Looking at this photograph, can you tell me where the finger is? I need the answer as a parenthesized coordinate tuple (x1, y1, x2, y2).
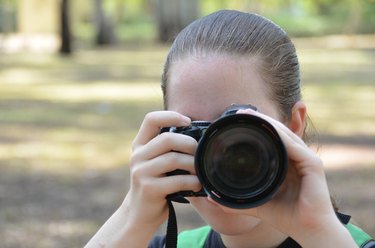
(237, 109, 322, 174)
(132, 111, 191, 149)
(145, 174, 201, 198)
(135, 152, 196, 177)
(132, 132, 197, 163)
(236, 108, 305, 155)
(159, 174, 202, 195)
(237, 109, 306, 147)
(273, 126, 323, 172)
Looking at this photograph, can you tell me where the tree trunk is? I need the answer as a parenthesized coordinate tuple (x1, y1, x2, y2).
(59, 0, 72, 55)
(343, 0, 362, 34)
(155, 0, 198, 43)
(93, 0, 116, 46)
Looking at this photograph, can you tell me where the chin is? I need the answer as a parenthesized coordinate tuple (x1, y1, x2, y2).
(188, 197, 262, 235)
(209, 214, 261, 236)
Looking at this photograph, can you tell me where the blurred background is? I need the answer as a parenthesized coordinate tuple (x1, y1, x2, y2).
(0, 0, 374, 247)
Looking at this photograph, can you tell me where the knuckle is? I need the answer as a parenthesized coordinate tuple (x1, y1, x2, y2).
(131, 140, 138, 151)
(159, 132, 174, 147)
(165, 152, 179, 166)
(140, 179, 156, 195)
(130, 164, 145, 185)
(176, 176, 192, 189)
(144, 111, 157, 123)
(130, 149, 142, 166)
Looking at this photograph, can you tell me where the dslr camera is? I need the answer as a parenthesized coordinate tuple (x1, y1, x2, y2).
(161, 104, 287, 209)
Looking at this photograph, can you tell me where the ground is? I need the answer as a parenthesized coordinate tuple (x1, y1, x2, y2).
(0, 37, 374, 247)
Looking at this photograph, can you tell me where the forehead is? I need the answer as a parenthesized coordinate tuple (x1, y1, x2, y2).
(167, 54, 277, 121)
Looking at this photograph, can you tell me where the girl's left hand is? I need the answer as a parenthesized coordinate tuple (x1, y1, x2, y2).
(214, 108, 354, 246)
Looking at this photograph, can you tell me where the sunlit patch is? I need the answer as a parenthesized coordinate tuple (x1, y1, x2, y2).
(0, 48, 374, 173)
(316, 144, 375, 170)
(0, 81, 163, 103)
(298, 48, 374, 65)
(29, 82, 163, 102)
(303, 84, 375, 136)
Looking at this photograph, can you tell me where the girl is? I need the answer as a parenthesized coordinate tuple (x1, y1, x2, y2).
(86, 10, 374, 248)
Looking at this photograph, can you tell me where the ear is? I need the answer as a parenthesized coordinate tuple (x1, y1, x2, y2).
(288, 101, 307, 138)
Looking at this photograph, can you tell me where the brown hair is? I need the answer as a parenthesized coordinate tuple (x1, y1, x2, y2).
(161, 9, 335, 209)
(161, 10, 312, 141)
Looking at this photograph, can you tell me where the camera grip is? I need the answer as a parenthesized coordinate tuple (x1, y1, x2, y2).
(166, 169, 206, 203)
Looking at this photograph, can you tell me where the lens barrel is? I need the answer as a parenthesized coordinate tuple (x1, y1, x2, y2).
(195, 113, 288, 209)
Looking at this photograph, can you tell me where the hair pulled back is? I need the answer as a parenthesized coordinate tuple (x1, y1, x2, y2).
(161, 10, 301, 123)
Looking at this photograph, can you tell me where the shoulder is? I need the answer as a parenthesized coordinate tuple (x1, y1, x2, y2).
(337, 212, 374, 247)
(345, 223, 375, 248)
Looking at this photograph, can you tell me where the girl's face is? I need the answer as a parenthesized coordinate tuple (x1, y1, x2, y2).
(167, 54, 282, 235)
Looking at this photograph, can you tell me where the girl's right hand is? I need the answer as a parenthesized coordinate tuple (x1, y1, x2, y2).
(85, 111, 200, 248)
(122, 111, 201, 229)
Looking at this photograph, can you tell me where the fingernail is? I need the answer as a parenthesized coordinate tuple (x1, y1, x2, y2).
(181, 115, 191, 125)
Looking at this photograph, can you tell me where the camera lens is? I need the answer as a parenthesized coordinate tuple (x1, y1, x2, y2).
(205, 126, 275, 197)
(195, 114, 287, 208)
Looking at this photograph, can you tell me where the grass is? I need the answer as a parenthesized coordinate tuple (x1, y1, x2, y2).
(0, 42, 374, 247)
(0, 49, 166, 172)
(299, 48, 375, 136)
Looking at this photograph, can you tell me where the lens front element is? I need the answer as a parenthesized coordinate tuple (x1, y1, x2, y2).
(195, 114, 287, 208)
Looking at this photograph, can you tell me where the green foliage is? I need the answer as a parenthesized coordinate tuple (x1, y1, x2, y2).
(270, 15, 333, 37)
(361, 0, 375, 33)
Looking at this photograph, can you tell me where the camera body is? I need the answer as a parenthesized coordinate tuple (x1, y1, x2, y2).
(161, 104, 288, 209)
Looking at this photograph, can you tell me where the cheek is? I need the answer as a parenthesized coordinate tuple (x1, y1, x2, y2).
(188, 197, 227, 223)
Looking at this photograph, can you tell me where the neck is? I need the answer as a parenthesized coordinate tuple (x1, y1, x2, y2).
(220, 221, 288, 248)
